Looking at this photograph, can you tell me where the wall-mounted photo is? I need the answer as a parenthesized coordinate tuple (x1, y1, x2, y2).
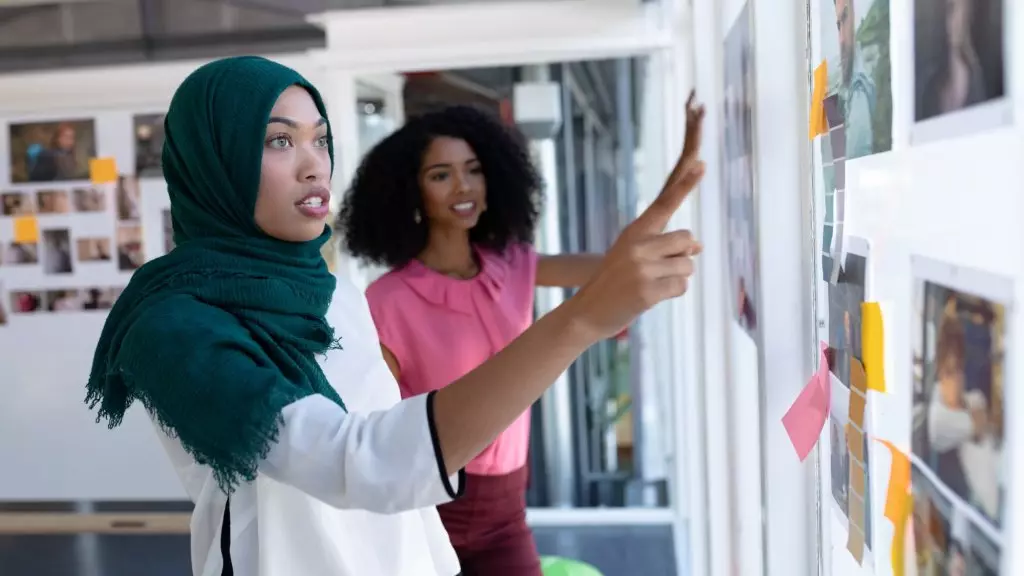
(722, 1, 760, 340)
(914, 0, 1005, 122)
(73, 187, 106, 213)
(134, 113, 166, 178)
(82, 287, 118, 311)
(37, 189, 71, 215)
(912, 472, 1002, 575)
(8, 119, 97, 183)
(116, 175, 141, 222)
(10, 290, 43, 314)
(117, 224, 144, 271)
(42, 228, 73, 275)
(2, 192, 35, 216)
(4, 242, 38, 265)
(77, 237, 112, 263)
(818, 0, 893, 159)
(46, 289, 81, 312)
(911, 256, 1008, 571)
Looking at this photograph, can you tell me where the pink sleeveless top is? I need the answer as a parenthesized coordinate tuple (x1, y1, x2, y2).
(365, 244, 538, 476)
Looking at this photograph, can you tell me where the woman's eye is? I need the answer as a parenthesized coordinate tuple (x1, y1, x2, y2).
(315, 136, 330, 148)
(267, 136, 291, 149)
(430, 172, 449, 182)
(469, 165, 483, 175)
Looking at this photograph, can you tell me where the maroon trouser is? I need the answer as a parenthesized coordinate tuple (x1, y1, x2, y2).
(439, 466, 542, 576)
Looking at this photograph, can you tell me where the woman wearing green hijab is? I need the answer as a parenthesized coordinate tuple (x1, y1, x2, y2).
(86, 56, 705, 576)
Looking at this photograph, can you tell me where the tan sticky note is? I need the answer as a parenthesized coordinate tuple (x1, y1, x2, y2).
(13, 216, 39, 244)
(89, 157, 118, 185)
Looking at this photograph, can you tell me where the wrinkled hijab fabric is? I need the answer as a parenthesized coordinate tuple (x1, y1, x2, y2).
(86, 56, 345, 493)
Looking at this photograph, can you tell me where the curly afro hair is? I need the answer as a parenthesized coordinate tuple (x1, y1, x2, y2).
(337, 105, 543, 269)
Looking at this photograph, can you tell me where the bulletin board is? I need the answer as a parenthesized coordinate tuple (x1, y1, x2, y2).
(0, 107, 185, 501)
(805, 0, 1019, 575)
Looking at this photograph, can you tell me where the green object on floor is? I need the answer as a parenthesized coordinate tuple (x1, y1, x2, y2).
(540, 556, 604, 576)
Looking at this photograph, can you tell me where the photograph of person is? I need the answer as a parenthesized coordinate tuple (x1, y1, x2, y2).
(819, 0, 893, 159)
(162, 209, 175, 254)
(911, 476, 1002, 575)
(116, 224, 144, 271)
(116, 175, 141, 221)
(4, 242, 39, 265)
(914, 0, 1005, 122)
(10, 291, 42, 313)
(8, 120, 97, 183)
(73, 187, 107, 213)
(77, 237, 112, 262)
(42, 229, 73, 275)
(37, 189, 71, 214)
(2, 192, 35, 216)
(82, 287, 118, 311)
(912, 270, 1006, 532)
(46, 289, 82, 312)
(134, 113, 166, 178)
(722, 2, 760, 339)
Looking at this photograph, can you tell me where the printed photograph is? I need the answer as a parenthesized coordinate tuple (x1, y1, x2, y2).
(117, 225, 144, 271)
(162, 209, 175, 254)
(0, 282, 7, 326)
(116, 175, 141, 222)
(37, 189, 71, 214)
(8, 119, 97, 183)
(73, 187, 107, 213)
(4, 242, 39, 265)
(826, 249, 873, 548)
(42, 229, 73, 275)
(2, 192, 35, 216)
(911, 473, 1002, 575)
(912, 273, 1006, 531)
(82, 287, 119, 311)
(819, 0, 893, 159)
(10, 290, 43, 314)
(76, 237, 112, 262)
(46, 289, 82, 312)
(134, 113, 166, 178)
(722, 1, 760, 339)
(914, 0, 1005, 122)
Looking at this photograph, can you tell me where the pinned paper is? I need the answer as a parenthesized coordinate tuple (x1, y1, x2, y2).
(877, 439, 912, 576)
(808, 61, 829, 139)
(782, 342, 831, 461)
(89, 157, 118, 184)
(862, 302, 887, 393)
(846, 356, 869, 564)
(12, 216, 39, 244)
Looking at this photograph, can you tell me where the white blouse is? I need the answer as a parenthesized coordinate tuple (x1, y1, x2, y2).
(153, 278, 464, 576)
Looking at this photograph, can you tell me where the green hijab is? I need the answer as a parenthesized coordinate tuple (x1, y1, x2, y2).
(86, 56, 345, 494)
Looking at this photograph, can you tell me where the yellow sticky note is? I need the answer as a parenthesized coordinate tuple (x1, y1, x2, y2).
(877, 439, 912, 576)
(862, 302, 887, 393)
(13, 216, 39, 244)
(89, 157, 118, 184)
(808, 61, 829, 139)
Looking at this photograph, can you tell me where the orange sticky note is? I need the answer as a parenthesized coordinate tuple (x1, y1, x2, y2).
(808, 61, 829, 139)
(862, 302, 887, 393)
(877, 439, 912, 576)
(12, 215, 39, 244)
(89, 157, 118, 184)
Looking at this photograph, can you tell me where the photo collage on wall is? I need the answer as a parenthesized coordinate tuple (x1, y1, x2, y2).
(722, 0, 760, 341)
(910, 258, 1007, 576)
(826, 239, 872, 557)
(816, 0, 893, 283)
(0, 113, 172, 323)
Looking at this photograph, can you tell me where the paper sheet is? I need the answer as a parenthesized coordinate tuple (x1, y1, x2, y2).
(89, 157, 118, 185)
(782, 341, 831, 461)
(877, 439, 912, 576)
(13, 216, 39, 244)
(808, 61, 829, 139)
(862, 302, 887, 393)
(845, 356, 869, 564)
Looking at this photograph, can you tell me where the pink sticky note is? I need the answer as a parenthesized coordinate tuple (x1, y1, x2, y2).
(782, 342, 832, 461)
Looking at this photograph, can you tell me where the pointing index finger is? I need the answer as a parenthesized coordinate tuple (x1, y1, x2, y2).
(634, 159, 706, 233)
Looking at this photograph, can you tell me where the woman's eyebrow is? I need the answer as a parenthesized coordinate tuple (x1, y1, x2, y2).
(267, 117, 328, 128)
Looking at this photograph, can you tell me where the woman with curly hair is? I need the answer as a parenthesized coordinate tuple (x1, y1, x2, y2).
(339, 96, 705, 574)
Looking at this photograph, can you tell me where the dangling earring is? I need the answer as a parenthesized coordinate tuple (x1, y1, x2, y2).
(414, 209, 422, 224)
